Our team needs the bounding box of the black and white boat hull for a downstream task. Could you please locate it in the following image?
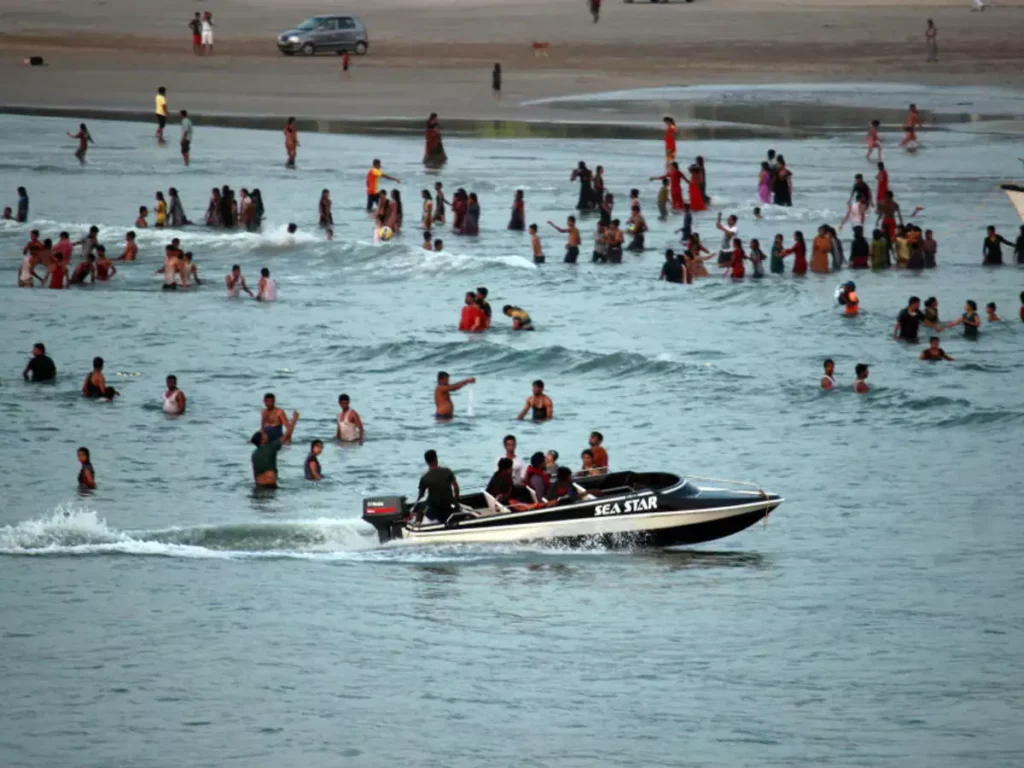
[363,471,781,549]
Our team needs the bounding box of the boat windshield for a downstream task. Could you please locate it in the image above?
[296,18,321,31]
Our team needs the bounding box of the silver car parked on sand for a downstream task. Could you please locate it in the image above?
[277,15,368,56]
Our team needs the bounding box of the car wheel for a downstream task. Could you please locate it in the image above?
[354,41,368,55]
[300,42,315,56]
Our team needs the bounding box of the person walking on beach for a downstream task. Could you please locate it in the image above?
[201,12,214,55]
[155,86,168,143]
[925,20,938,62]
[189,13,202,54]
[284,117,299,168]
[341,50,350,75]
[179,110,193,166]
[67,123,94,165]
[492,63,501,98]
[589,0,601,23]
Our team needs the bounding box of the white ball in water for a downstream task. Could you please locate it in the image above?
[378,226,394,242]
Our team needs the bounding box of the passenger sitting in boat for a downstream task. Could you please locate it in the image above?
[486,458,515,505]
[524,452,550,500]
[545,467,579,505]
[576,449,598,477]
[509,466,579,511]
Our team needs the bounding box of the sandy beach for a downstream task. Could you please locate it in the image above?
[1,0,1024,124]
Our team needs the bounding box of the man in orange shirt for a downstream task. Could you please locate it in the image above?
[588,431,608,474]
[366,158,401,212]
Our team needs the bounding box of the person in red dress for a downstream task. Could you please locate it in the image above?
[782,231,807,275]
[663,116,677,169]
[688,162,707,212]
[650,162,687,211]
[876,161,889,204]
[727,238,746,279]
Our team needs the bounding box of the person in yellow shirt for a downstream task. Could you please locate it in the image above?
[155,86,168,142]
[365,159,400,212]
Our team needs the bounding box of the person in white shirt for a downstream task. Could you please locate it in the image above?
[497,434,526,485]
[256,267,277,301]
[335,394,365,444]
[201,12,215,54]
[715,212,738,265]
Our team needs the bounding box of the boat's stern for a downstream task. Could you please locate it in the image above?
[362,496,410,544]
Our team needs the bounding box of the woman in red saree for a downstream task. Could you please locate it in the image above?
[650,162,687,211]
[688,162,706,212]
[423,112,447,168]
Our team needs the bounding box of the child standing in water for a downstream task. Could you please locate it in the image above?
[67,123,94,165]
[529,224,544,264]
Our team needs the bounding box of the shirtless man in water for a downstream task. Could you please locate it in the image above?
[261,393,293,442]
[434,371,475,420]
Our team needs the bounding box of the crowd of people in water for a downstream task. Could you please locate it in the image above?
[8,104,1024,492]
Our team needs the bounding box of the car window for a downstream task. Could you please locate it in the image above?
[296,18,318,30]
[319,18,338,30]
[337,17,356,29]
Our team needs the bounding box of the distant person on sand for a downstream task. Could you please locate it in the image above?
[284,117,299,168]
[201,12,214,55]
[865,120,882,161]
[189,13,202,54]
[434,371,476,420]
[342,50,350,74]
[155,86,168,142]
[424,112,447,167]
[925,19,938,62]
[67,123,94,165]
[179,111,193,166]
[492,63,501,98]
[589,0,601,23]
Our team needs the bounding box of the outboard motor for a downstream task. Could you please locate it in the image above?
[362,496,409,544]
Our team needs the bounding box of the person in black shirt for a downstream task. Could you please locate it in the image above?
[189,12,202,54]
[23,342,56,382]
[415,449,459,525]
[982,225,1014,265]
[544,467,580,505]
[659,249,683,283]
[1014,225,1024,265]
[893,296,925,342]
[304,440,323,481]
[475,286,492,325]
[486,457,515,505]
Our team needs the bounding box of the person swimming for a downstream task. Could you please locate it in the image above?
[503,304,534,331]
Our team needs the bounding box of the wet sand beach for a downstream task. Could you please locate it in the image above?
[2,0,1024,125]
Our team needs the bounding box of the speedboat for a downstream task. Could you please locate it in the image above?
[362,471,782,547]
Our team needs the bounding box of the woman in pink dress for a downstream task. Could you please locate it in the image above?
[758,162,772,204]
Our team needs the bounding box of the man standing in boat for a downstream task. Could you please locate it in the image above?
[414,449,460,525]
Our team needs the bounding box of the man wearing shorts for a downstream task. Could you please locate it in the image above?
[179,110,193,166]
[201,12,215,55]
[155,86,168,142]
[189,13,201,54]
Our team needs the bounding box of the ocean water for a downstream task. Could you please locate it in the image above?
[2,114,1024,767]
